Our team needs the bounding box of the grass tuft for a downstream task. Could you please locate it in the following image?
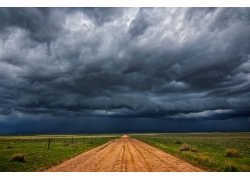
[226,149,241,158]
[179,143,191,151]
[190,146,198,152]
[224,160,238,172]
[197,155,213,164]
[11,153,25,162]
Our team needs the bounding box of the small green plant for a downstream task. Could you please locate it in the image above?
[11,153,25,162]
[226,149,241,158]
[179,143,191,151]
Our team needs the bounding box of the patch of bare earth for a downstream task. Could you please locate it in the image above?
[47,134,203,172]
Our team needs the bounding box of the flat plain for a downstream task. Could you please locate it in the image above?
[0,132,249,172]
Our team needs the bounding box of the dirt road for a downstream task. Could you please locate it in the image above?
[47,135,203,172]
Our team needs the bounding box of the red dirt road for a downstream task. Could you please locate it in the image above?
[47,135,203,172]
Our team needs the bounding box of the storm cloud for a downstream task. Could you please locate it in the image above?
[0,7,250,133]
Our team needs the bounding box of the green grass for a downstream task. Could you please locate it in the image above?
[130,132,250,172]
[0,134,120,172]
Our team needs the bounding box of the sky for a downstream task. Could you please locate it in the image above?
[0,7,250,134]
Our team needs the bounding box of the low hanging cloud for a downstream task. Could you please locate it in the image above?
[0,7,250,131]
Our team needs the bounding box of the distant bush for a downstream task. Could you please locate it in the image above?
[179,143,191,151]
[175,140,182,144]
[226,149,241,158]
[11,153,25,162]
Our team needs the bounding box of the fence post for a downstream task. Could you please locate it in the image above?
[48,138,51,149]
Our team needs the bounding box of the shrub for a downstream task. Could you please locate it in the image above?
[226,149,241,158]
[175,140,182,144]
[179,143,191,151]
[11,153,25,162]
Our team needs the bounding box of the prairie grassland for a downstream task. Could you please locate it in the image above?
[0,134,120,172]
[131,132,250,172]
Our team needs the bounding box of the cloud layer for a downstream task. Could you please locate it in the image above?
[0,8,250,133]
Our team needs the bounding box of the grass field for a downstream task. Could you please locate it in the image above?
[0,134,120,172]
[131,132,250,172]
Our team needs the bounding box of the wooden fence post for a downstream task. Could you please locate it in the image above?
[48,138,51,149]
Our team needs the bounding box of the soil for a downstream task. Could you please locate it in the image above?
[47,134,203,172]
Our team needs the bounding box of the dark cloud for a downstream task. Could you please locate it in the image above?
[0,7,250,133]
[81,7,127,26]
[0,8,65,43]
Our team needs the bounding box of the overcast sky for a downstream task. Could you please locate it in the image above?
[0,7,250,134]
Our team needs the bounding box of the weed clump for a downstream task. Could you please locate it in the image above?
[11,153,25,162]
[179,143,191,151]
[226,149,241,158]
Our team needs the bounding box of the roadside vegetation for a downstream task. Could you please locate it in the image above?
[131,132,250,172]
[0,134,120,171]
